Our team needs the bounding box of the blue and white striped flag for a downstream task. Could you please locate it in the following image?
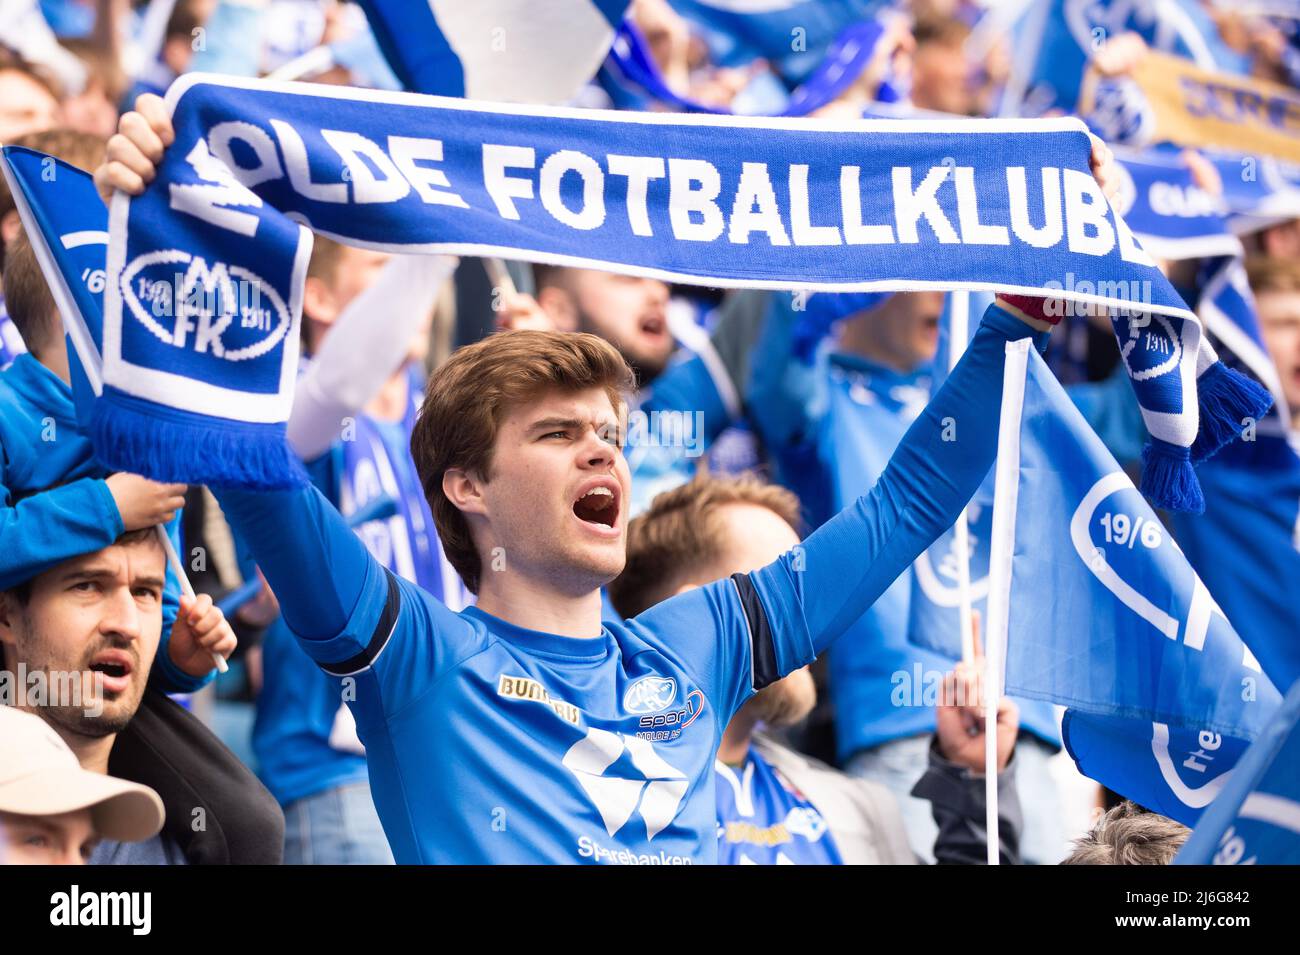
[354,0,630,101]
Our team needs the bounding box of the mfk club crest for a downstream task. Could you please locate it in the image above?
[119,250,290,362]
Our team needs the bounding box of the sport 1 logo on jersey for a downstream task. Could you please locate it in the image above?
[562,727,688,841]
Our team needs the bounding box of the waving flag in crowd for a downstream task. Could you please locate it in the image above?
[985,339,1281,826]
[670,0,881,83]
[353,0,631,102]
[1175,676,1300,865]
[1003,0,1241,118]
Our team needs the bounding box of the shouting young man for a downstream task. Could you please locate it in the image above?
[96,94,1117,863]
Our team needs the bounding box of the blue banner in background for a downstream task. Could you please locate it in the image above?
[1111,149,1239,260]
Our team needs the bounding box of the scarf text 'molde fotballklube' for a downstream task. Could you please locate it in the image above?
[102,74,1247,507]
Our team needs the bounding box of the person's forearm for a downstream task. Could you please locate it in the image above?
[746,292,821,451]
[212,483,380,644]
[747,304,1047,664]
[287,255,456,460]
[0,480,123,589]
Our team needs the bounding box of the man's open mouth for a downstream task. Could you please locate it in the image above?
[572,484,618,529]
[88,651,134,692]
[640,315,667,338]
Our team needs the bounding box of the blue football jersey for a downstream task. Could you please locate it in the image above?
[216,305,1040,863]
[716,747,843,865]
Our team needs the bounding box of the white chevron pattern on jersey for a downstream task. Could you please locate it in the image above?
[562,726,689,840]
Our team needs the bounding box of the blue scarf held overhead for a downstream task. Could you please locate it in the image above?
[105,74,1204,500]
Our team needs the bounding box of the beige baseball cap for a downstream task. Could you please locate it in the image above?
[0,706,164,843]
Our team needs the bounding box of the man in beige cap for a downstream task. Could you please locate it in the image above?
[1,527,282,864]
[0,705,164,864]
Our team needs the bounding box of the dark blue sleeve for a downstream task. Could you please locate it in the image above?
[736,304,1049,683]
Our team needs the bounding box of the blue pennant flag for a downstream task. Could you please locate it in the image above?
[987,339,1281,826]
[0,147,110,429]
[1175,676,1300,865]
[354,0,630,101]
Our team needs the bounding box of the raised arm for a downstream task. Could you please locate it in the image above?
[213,482,390,649]
[287,254,457,461]
[739,302,1049,677]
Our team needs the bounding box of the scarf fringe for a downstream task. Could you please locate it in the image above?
[1191,361,1275,463]
[1140,438,1204,514]
[91,390,307,490]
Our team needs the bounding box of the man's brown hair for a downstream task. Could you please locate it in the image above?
[410,329,635,593]
[1061,801,1190,865]
[608,474,801,619]
[1245,254,1300,296]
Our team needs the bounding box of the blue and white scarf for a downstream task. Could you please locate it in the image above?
[1112,149,1280,458]
[103,74,1209,501]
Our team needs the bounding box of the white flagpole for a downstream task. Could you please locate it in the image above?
[982,337,1032,864]
[948,292,976,664]
[266,45,336,82]
[1,157,226,673]
[482,257,518,298]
